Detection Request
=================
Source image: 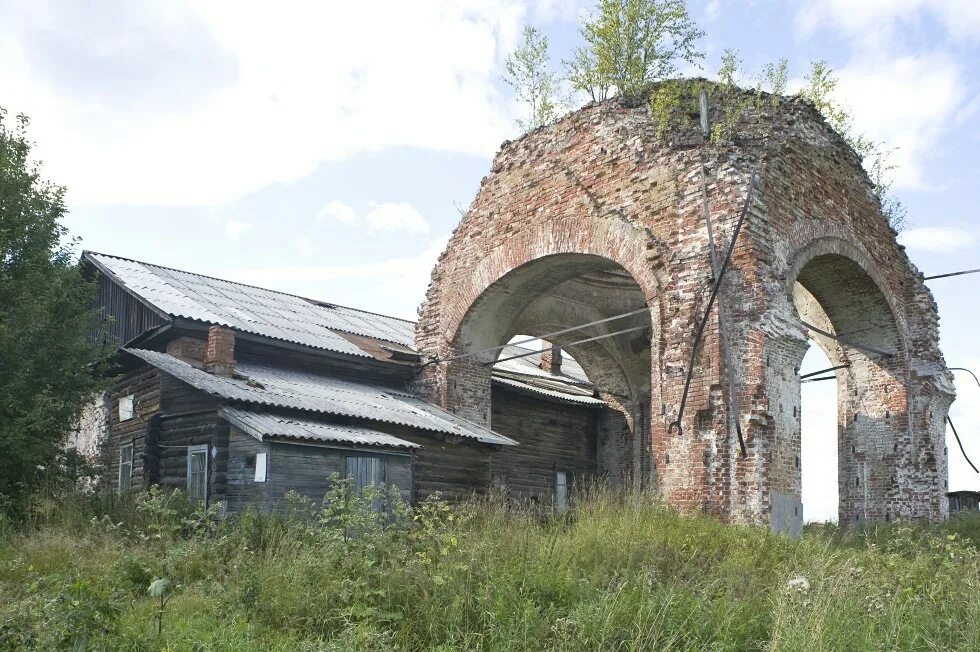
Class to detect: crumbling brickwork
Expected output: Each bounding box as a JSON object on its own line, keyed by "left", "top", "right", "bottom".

{"left": 416, "top": 86, "right": 953, "bottom": 527}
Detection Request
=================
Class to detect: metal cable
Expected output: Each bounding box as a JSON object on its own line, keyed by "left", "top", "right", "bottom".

{"left": 488, "top": 325, "right": 648, "bottom": 366}
{"left": 669, "top": 171, "right": 756, "bottom": 441}
{"left": 946, "top": 416, "right": 979, "bottom": 474}
{"left": 420, "top": 307, "right": 649, "bottom": 367}
{"left": 924, "top": 268, "right": 980, "bottom": 281}
{"left": 950, "top": 367, "right": 980, "bottom": 390}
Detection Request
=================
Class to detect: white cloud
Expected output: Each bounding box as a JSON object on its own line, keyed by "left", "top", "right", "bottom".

{"left": 316, "top": 200, "right": 430, "bottom": 235}
{"left": 0, "top": 0, "right": 539, "bottom": 206}
{"left": 798, "top": 0, "right": 980, "bottom": 44}
{"left": 224, "top": 236, "right": 450, "bottom": 319}
{"left": 316, "top": 200, "right": 358, "bottom": 226}
{"left": 293, "top": 234, "right": 319, "bottom": 258}
{"left": 794, "top": 2, "right": 972, "bottom": 191}
{"left": 363, "top": 202, "right": 430, "bottom": 234}
{"left": 224, "top": 219, "right": 252, "bottom": 241}
{"left": 898, "top": 226, "right": 977, "bottom": 253}
{"left": 830, "top": 53, "right": 964, "bottom": 190}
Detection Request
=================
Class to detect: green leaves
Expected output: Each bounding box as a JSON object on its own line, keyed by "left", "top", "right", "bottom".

{"left": 504, "top": 26, "right": 562, "bottom": 131}
{"left": 567, "top": 0, "right": 704, "bottom": 103}
{"left": 0, "top": 107, "right": 111, "bottom": 514}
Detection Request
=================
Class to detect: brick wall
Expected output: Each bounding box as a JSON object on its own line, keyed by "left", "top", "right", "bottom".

{"left": 415, "top": 85, "right": 953, "bottom": 526}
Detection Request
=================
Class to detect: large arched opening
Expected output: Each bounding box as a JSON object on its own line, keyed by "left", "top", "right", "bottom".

{"left": 786, "top": 251, "right": 907, "bottom": 526}
{"left": 444, "top": 253, "right": 655, "bottom": 498}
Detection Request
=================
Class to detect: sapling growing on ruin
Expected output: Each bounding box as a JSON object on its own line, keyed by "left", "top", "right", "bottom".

{"left": 504, "top": 26, "right": 562, "bottom": 131}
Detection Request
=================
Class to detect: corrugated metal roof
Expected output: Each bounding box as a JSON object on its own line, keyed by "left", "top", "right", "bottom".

{"left": 493, "top": 345, "right": 591, "bottom": 386}
{"left": 493, "top": 376, "right": 606, "bottom": 407}
{"left": 125, "top": 348, "right": 516, "bottom": 446}
{"left": 86, "top": 252, "right": 416, "bottom": 354}
{"left": 220, "top": 407, "right": 419, "bottom": 449}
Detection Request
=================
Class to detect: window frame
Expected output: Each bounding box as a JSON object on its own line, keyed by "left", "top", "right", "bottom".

{"left": 555, "top": 469, "right": 574, "bottom": 514}
{"left": 118, "top": 442, "right": 134, "bottom": 493}
{"left": 186, "top": 444, "right": 209, "bottom": 504}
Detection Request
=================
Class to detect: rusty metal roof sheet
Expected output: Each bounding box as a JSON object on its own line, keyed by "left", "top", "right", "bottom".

{"left": 125, "top": 348, "right": 516, "bottom": 446}
{"left": 219, "top": 407, "right": 419, "bottom": 449}
{"left": 86, "top": 252, "right": 415, "bottom": 354}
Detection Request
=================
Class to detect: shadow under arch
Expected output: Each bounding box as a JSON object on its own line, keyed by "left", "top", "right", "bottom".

{"left": 445, "top": 252, "right": 656, "bottom": 494}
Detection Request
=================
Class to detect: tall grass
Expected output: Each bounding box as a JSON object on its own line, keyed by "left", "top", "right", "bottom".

{"left": 1, "top": 483, "right": 977, "bottom": 651}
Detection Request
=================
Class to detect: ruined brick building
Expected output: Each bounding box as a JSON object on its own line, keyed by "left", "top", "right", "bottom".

{"left": 81, "top": 86, "right": 954, "bottom": 533}
{"left": 414, "top": 88, "right": 954, "bottom": 530}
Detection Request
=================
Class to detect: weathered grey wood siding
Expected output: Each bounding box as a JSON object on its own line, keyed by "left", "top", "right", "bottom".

{"left": 489, "top": 386, "right": 599, "bottom": 503}
{"left": 148, "top": 375, "right": 225, "bottom": 504}
{"left": 91, "top": 271, "right": 166, "bottom": 347}
{"left": 105, "top": 365, "right": 161, "bottom": 491}
{"left": 225, "top": 426, "right": 413, "bottom": 512}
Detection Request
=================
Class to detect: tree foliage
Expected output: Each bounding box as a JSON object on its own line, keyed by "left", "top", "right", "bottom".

{"left": 800, "top": 61, "right": 908, "bottom": 232}
{"left": 0, "top": 108, "right": 108, "bottom": 513}
{"left": 566, "top": 0, "right": 704, "bottom": 102}
{"left": 503, "top": 26, "right": 562, "bottom": 131}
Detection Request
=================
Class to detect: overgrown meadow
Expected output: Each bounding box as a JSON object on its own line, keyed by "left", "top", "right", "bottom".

{"left": 1, "top": 483, "right": 977, "bottom": 651}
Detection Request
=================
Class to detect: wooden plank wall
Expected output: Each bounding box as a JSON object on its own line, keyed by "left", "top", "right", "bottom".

{"left": 91, "top": 272, "right": 166, "bottom": 347}
{"left": 105, "top": 366, "right": 161, "bottom": 491}
{"left": 489, "top": 387, "right": 599, "bottom": 503}
{"left": 225, "top": 427, "right": 413, "bottom": 512}
{"left": 153, "top": 375, "right": 224, "bottom": 503}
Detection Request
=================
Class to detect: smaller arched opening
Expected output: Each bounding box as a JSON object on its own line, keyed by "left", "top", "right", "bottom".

{"left": 445, "top": 253, "right": 655, "bottom": 503}
{"left": 785, "top": 252, "right": 907, "bottom": 526}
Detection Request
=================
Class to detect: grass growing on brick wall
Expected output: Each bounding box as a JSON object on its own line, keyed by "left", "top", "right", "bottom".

{"left": 1, "top": 483, "right": 978, "bottom": 651}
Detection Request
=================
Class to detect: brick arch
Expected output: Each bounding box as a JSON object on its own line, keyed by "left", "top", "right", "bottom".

{"left": 784, "top": 235, "right": 910, "bottom": 358}
{"left": 426, "top": 213, "right": 666, "bottom": 361}
{"left": 762, "top": 232, "right": 948, "bottom": 524}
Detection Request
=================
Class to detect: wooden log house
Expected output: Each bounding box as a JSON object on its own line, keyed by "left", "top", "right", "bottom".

{"left": 79, "top": 252, "right": 611, "bottom": 512}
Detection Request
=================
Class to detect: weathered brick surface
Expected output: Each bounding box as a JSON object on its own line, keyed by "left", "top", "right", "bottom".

{"left": 416, "top": 88, "right": 954, "bottom": 526}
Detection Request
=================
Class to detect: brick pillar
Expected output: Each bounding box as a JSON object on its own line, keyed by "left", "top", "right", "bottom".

{"left": 204, "top": 326, "right": 235, "bottom": 377}
{"left": 540, "top": 342, "right": 562, "bottom": 375}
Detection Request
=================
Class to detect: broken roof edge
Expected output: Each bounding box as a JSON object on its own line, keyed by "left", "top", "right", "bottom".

{"left": 219, "top": 406, "right": 420, "bottom": 450}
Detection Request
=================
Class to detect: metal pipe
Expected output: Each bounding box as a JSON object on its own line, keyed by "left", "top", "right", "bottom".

{"left": 670, "top": 171, "right": 756, "bottom": 441}
{"left": 800, "top": 364, "right": 850, "bottom": 380}
{"left": 923, "top": 268, "right": 980, "bottom": 281}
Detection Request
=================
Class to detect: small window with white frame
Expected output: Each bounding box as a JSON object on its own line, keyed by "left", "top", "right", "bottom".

{"left": 187, "top": 444, "right": 209, "bottom": 503}
{"left": 118, "top": 442, "right": 133, "bottom": 492}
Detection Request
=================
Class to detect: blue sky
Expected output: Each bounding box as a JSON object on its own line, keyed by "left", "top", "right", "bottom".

{"left": 2, "top": 0, "right": 978, "bottom": 518}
